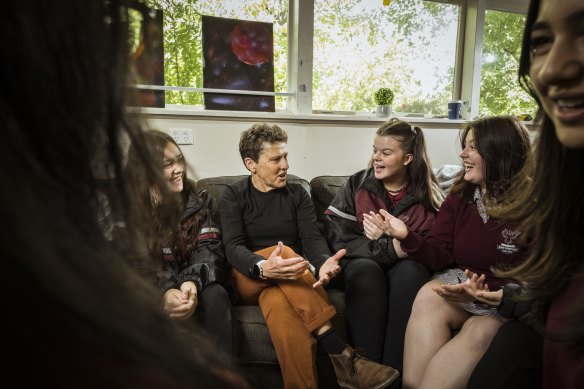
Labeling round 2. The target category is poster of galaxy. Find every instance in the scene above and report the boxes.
[202,16,275,112]
[130,6,165,108]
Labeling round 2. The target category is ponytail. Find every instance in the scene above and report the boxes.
[376,119,444,211]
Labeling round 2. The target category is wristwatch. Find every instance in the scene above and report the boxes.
[253,260,267,280]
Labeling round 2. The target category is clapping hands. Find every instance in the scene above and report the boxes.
[361,209,409,257]
[362,209,409,240]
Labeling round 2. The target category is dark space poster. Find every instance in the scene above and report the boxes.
[202,15,275,112]
[130,6,165,108]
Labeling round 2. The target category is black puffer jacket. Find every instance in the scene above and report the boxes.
[324,168,437,269]
[155,188,229,293]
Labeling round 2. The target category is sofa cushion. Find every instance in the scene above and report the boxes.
[198,174,310,206]
[309,176,349,224]
[232,306,279,365]
[433,164,463,190]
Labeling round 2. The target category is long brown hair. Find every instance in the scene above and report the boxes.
[449,116,531,203]
[375,118,444,211]
[126,130,210,250]
[493,0,584,353]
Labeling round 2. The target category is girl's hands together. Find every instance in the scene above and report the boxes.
[163,281,198,320]
[362,209,409,240]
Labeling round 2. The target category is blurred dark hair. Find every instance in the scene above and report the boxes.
[494,0,584,353]
[0,1,242,386]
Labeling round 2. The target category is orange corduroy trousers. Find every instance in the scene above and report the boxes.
[231,245,336,389]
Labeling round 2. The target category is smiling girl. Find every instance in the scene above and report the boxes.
[370,116,531,389]
[476,0,584,387]
[125,130,232,354]
[324,118,444,371]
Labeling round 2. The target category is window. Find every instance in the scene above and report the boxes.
[144,0,288,109]
[134,0,532,119]
[313,0,460,116]
[479,9,537,117]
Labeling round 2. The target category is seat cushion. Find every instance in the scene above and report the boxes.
[433,164,463,190]
[232,306,279,365]
[309,176,349,224]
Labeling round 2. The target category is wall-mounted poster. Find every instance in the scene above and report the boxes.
[202,16,275,112]
[130,5,165,108]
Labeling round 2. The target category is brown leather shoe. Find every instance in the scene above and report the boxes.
[329,346,400,389]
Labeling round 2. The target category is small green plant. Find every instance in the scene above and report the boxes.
[374,87,394,106]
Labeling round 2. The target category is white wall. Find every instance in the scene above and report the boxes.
[144,115,463,181]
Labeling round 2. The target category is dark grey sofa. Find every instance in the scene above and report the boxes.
[197,174,350,389]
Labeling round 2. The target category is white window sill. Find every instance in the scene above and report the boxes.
[137,107,473,129]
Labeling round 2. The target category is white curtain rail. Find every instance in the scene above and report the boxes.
[132,84,296,97]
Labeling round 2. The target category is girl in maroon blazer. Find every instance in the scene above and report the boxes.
[366,116,531,389]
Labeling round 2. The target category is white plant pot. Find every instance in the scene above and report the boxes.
[375,104,392,117]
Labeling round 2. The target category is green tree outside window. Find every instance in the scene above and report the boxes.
[480,10,537,117]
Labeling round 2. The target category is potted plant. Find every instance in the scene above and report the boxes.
[374,87,394,117]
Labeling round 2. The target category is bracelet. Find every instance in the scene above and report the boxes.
[259,262,266,279]
[498,283,522,318]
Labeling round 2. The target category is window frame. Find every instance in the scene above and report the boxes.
[290,0,529,117]
[457,0,529,119]
[139,0,530,120]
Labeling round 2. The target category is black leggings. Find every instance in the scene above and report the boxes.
[330,258,429,370]
[467,320,543,389]
[193,282,233,356]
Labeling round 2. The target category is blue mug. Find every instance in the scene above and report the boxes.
[448,100,462,119]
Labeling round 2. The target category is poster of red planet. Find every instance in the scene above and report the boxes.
[130,6,165,108]
[202,15,275,112]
